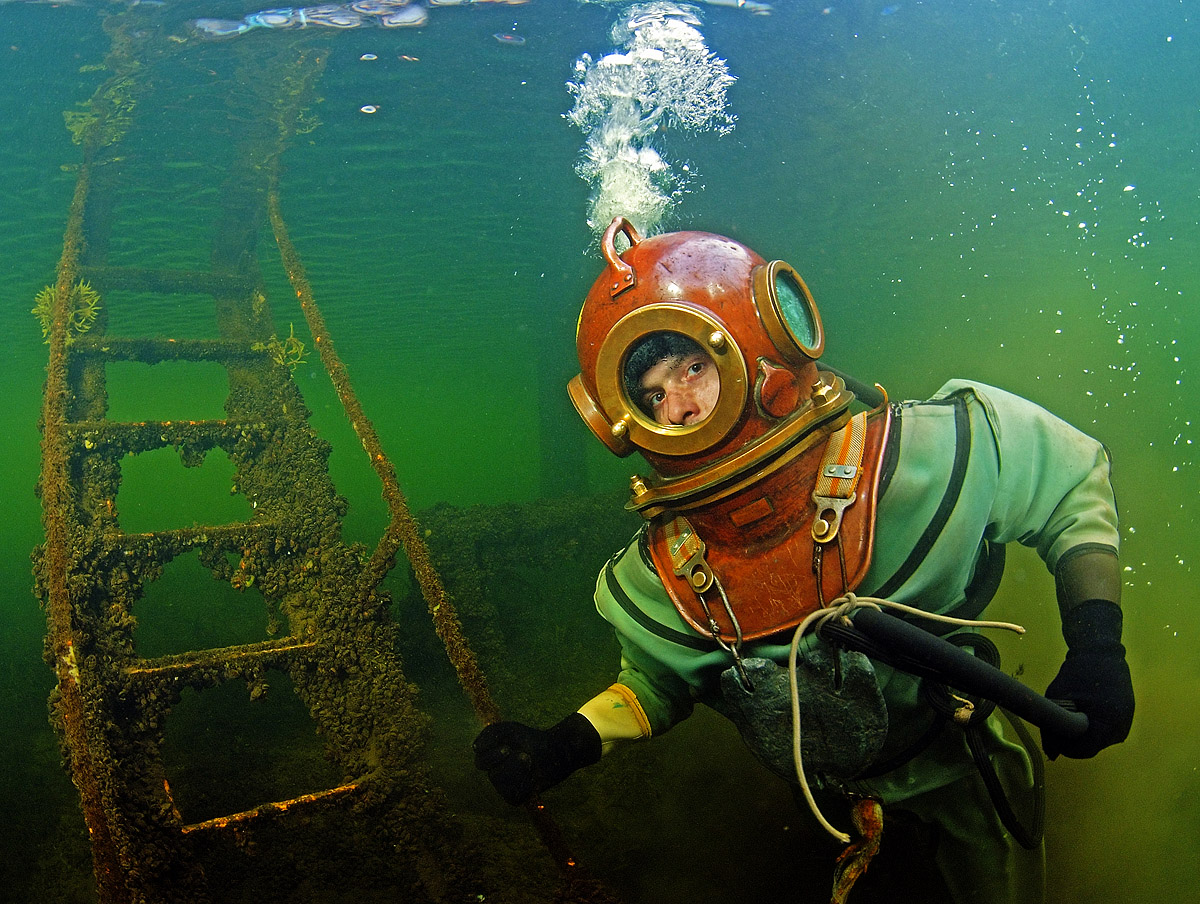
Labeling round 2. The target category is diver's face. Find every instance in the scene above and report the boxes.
[638,351,719,426]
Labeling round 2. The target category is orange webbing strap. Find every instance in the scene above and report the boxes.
[811,411,869,545]
[662,514,715,593]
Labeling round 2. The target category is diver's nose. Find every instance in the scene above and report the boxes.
[665,387,702,426]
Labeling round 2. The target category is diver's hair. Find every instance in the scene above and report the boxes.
[623,331,705,414]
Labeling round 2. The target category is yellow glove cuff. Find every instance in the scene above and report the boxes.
[577,683,652,755]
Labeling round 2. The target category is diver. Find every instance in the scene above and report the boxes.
[473,218,1134,903]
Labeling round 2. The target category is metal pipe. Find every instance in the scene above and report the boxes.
[851,607,1089,739]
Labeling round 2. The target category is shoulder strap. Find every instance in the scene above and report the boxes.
[872,394,971,600]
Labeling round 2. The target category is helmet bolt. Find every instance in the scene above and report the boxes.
[611,417,630,439]
[811,378,835,405]
[707,331,726,351]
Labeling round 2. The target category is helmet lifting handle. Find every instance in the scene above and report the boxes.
[601,216,643,297]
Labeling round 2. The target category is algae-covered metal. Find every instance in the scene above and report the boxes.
[32,18,480,904]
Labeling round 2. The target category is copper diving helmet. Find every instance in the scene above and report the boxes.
[568,217,856,515]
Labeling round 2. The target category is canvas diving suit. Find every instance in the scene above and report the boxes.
[589,379,1118,904]
[474,220,1131,904]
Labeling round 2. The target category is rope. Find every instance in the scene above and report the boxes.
[265,186,619,896]
[787,593,1025,843]
[266,182,500,727]
[37,59,136,902]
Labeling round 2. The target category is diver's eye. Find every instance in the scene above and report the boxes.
[641,389,666,412]
[687,360,706,376]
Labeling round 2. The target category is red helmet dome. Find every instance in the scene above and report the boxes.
[569,217,853,513]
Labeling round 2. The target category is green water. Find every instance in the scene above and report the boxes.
[1,1,1196,901]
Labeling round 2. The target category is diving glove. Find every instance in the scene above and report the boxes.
[1043,599,1134,759]
[473,713,602,806]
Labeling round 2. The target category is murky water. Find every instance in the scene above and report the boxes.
[1,1,1196,901]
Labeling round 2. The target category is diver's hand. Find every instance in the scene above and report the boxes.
[1042,600,1134,759]
[473,713,601,805]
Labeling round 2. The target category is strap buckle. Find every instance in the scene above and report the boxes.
[664,515,714,593]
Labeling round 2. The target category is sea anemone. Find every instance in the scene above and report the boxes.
[31,280,102,344]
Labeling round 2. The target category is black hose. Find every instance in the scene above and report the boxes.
[844,607,1089,740]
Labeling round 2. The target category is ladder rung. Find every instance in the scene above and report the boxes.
[70,336,265,365]
[67,418,271,455]
[124,638,319,683]
[179,781,364,835]
[113,523,272,559]
[82,265,256,297]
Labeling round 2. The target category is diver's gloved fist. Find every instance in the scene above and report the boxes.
[1042,599,1134,759]
[473,713,602,806]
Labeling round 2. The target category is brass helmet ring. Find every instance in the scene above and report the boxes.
[594,304,748,457]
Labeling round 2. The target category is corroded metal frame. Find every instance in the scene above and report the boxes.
[31,17,563,904]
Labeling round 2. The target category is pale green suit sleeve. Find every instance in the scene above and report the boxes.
[934,379,1119,572]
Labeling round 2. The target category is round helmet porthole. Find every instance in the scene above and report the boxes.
[756,260,825,362]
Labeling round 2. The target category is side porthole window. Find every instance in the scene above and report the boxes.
[773,266,818,352]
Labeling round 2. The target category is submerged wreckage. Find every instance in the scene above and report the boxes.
[32,12,624,904]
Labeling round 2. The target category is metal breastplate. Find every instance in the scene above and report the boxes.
[648,406,892,645]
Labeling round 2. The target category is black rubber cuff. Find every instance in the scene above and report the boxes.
[1062,598,1123,653]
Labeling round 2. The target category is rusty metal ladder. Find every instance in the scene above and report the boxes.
[34,23,488,904]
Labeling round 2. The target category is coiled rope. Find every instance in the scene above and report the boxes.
[787,593,1026,843]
